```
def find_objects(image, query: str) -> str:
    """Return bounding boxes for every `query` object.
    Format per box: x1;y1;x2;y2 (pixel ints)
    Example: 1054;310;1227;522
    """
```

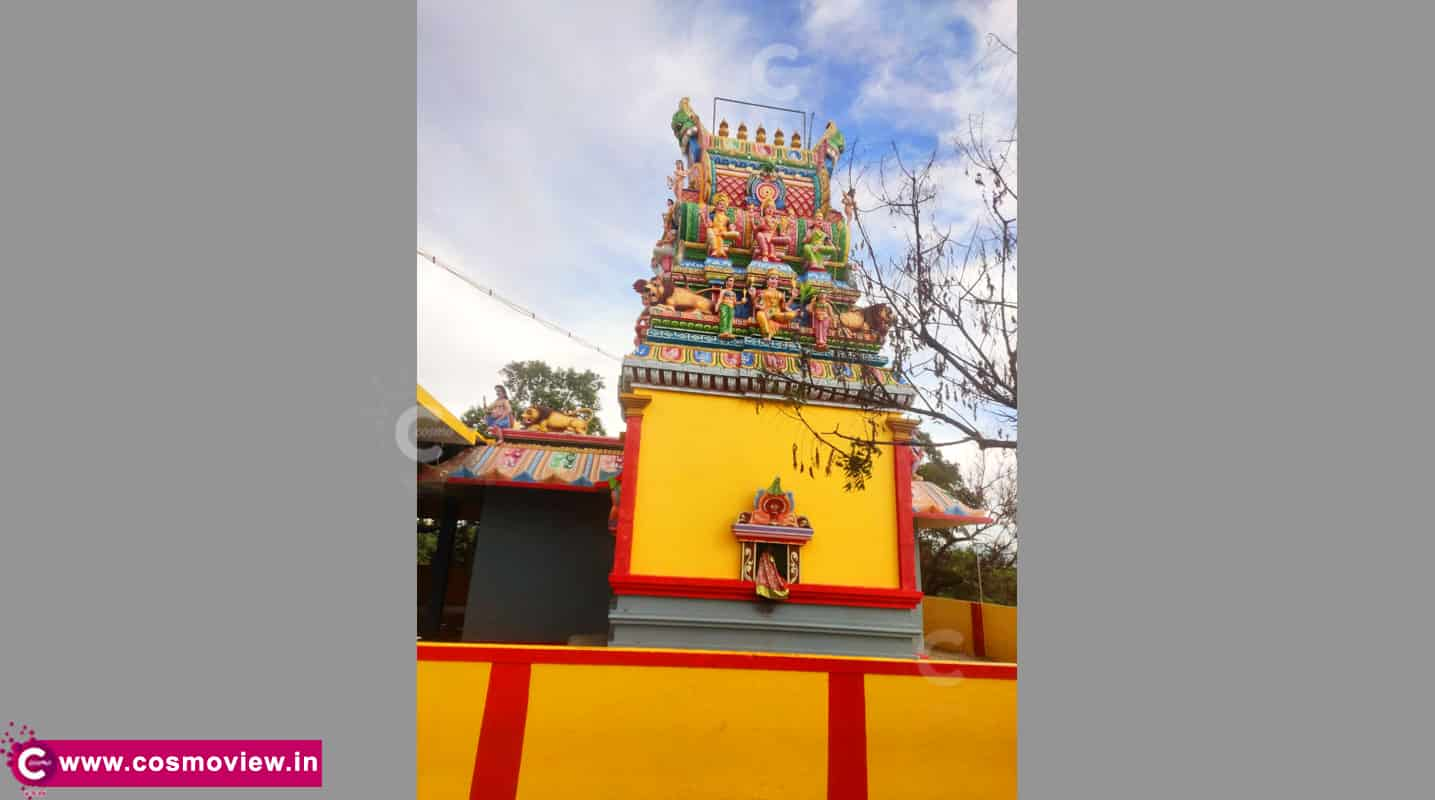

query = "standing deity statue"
705;193;740;259
658;198;677;245
666;159;689;201
842;187;857;222
806;290;836;350
801;229;836;273
751;276;798;340
714;276;739;340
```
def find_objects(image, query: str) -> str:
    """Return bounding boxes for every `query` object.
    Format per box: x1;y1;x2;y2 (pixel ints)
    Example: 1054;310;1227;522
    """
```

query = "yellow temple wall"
922;596;1019;663
417;644;1017;800
628;387;900;588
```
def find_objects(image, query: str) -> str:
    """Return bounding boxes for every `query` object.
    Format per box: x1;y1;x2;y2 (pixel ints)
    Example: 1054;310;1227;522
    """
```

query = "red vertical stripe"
827;672;868;800
470;662;531;800
611;414;644;576
970;602;987;659
894;444;917;591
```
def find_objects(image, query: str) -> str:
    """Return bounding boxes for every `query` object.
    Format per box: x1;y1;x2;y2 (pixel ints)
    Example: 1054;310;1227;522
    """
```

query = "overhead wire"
417;247;624;362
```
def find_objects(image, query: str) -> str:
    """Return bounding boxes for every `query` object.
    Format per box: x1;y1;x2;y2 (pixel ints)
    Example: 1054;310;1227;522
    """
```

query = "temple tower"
610;98;927;657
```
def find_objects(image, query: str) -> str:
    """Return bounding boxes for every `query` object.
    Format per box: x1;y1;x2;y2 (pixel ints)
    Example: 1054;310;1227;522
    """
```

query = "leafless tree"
758;111;1018;490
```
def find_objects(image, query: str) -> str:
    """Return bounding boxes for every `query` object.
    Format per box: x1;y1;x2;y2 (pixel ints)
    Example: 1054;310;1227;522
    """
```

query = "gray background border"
1;2;414;798
1;1;1431;798
1023;2;1431;796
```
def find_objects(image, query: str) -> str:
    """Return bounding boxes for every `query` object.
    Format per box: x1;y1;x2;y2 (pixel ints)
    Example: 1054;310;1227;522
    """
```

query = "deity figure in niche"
806;290;836;350
714;276;739;340
754;547;789;600
752;201;789;262
706;193;740;259
751;276;798;340
484;385;513;434
801;228;836;273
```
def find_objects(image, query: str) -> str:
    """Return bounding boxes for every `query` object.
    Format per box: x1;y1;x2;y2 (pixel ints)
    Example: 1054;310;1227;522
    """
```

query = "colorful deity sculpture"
752;201;788;262
801;229;836;273
754;549;789;600
751;275;798;340
714;276;739;340
667;159;688;201
706;193;740;259
806;290;836;350
842;187;857;222
778;204;799;242
658;199;677;245
484;385;513;432
670;97;707;200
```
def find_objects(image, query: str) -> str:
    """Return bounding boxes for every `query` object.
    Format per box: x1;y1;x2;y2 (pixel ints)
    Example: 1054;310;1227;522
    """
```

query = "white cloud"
418;0;1018;451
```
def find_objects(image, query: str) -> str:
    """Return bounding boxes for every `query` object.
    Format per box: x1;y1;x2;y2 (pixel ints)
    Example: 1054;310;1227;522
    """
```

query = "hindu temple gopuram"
420;98;999;658
416;98;1015;800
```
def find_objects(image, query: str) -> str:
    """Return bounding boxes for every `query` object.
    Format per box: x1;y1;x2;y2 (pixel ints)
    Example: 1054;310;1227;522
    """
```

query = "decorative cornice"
886;414;920;441
497;427;623;450
618;392;653;418
609;573;923;609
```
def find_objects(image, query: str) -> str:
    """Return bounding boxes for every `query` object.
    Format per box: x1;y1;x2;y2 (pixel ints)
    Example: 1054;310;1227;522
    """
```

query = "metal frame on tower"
711;97;812;147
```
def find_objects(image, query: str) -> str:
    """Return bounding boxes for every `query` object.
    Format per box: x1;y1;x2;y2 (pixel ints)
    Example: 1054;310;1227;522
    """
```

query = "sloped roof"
416;384;481;446
434;442;622;490
911;480;994;527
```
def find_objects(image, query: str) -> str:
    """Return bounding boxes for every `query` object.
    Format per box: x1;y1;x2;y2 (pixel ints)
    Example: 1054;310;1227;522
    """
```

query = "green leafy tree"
460;406;493;440
911;430;1018;605
472;360;607;436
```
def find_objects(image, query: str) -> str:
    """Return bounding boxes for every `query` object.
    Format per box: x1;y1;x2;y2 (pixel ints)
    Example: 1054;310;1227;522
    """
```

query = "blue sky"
418;0;1016;463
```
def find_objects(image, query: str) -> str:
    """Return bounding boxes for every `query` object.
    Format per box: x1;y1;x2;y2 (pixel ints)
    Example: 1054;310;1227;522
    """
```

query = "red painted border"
970;602;987;659
469;662;531;800
609;574;923;609
445;478;608;493
418;643;1017;680
497;429;624;449
611;412;645;576
827;672;869;800
894;445;917;591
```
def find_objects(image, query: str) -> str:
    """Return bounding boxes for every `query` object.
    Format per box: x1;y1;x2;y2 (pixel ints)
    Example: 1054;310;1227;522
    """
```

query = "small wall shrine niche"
733;478;813;600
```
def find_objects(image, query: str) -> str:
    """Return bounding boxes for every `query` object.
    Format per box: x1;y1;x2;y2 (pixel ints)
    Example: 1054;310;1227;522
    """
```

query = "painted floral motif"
549;451;578;471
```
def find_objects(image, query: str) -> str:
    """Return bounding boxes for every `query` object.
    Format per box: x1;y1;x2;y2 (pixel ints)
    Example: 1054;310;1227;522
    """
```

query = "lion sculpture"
519;406;594;435
837;303;894;338
632;277;714;314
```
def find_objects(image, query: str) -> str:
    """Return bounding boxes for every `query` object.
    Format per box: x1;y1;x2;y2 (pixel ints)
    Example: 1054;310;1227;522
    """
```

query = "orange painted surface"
922;596;1018;662
628;388;900;588
866;672;1018;799
416;660;491;799
416;643;1016;799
